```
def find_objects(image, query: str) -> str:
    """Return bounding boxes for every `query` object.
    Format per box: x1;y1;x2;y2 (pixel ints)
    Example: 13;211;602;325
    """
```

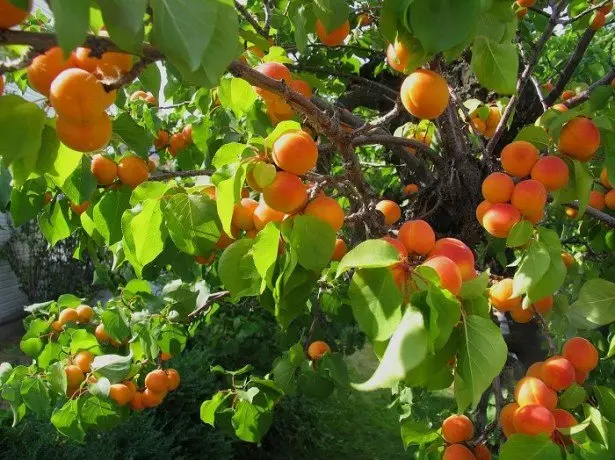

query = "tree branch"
149;169;214;181
187;291;230;321
352;97;403;135
102;57;158;91
564;66;615;108
562;200;615;228
352;134;443;167
233;1;268;38
561;0;611;25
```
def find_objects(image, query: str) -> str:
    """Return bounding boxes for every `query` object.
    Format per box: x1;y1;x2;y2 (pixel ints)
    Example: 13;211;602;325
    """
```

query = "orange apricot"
501;141;539;178
598;1;613;14
482;204;521;238
590;11;606;30
74;350;94;373
76;304;94;323
232;198;259;231
91;154;118;185
109;383;133;406
145;369;169;393
253;200;285;231
289;79;312;99
542;81;554;92
405;130;432;154
375;200;402;225
117;156;149;188
56;113;112;152
515;376;558;409
398;219;436;255
65;364;85;388
574;369;588;385
562;337;599;372
386;38;411;73
95;323;110;342
565;207;578;218
130;90;157;105
74;47;132;79
600;168;612;188
513;404;555;436
552;103;568;112
589;190;605;210
154;130;169;149
0;0;30;28
70;201;90;216
552;408;577;429
272;131;318;175
489;279;521;312
481;172;514;203
561;252;575;268
0;75;4;95
357;13;372;27
59;308;79;325
168;132;188;157
510;304;534;323
511;179;547;216
485;106;501;130
500;402;519;438
315;19;350;47
403;184;419;195
441;414;474;444
558;117;601;162
421;256;462;296
542;356;575;391
517;7;528;19
476;200;494;224
561;90;576;101
517;0;536;6
262;171;308;214
332;238;348;261
533;295;553;314
530;155;569;191
307;341;331;360
526;361;544;379
166;369;180;391
442;444;475;460
215;226;239;249
51;320;63;332
605;189;615;210
142;388;165;407
27;47;74;96
195;254;215;265
473;443;492;460
182;124;193;144
304;196;345;231
428;238;475;281
254;62;291;100
382;236;408;259
471;117;486;135
400;69;450;120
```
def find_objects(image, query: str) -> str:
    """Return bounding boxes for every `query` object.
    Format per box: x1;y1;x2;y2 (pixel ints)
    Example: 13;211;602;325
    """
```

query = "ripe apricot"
289;79;312;99
0;0;30;28
308;341;331;360
232;198;259;231
561;252;575;268
74;350;94;373
142;388;165;407
0;75;5;95
398;219;436;255
154;130;169;149
194;254;214;265
441;414;474;444
542;356;575;391
56;113;112;152
65;364;85;388
382;236;408;259
130;392;145;410
74;47;132;79
51;320;63;332
600;168;612;188
510;304;534;323
590;11;606;30
91;154;118;185
168;132;188;157
599;1;613;14
552;408;577;429
500;402;519;438
501;141;539;178
357;13;372;27
70;201;90;216
253;200;285;231
95;323;110;342
473;443;491;460
558;117;601;162
375;200;401;226
145;369;169;393
272;131;318;175
515;376;558;409
533;295;553;314
513;404;556;436
475;200;494;224
109;383;133;406
117;156;149;188
215;226;239;249
386;38;411;73
482;172;514;203
565;207;578;218
254;62;291;100
485;106;501;131
59;308;79;325
315;19;350;46
482;204;521;238
428;238;475;281
589;190;605;210
574;369;588;385
332;238;348;261
552;103;568;112
400;69;450;120
123;380;137;399
76;304;94;323
511;179;547;216
561;90;576;101
517;0;536;6
471;117;486;135
262;171;308;214
605;190;615;210
526;362;544;379
403;184;419;195
167;369;180;391
421;256;462;296
27;47;74;96
517;7;528;19
442;444;475;460
562;337;599;372
182;124;193;144
304;196;345;231
530;156;569;191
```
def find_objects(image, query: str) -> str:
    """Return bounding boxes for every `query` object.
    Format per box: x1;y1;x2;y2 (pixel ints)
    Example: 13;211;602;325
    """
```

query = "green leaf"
200;391;232;426
455;315;507;411
400;420;439;448
97;0;146;53
231;399;273;443
20;377;50;416
471;36;518;94
507;220;534;248
352;306;429;391
274;267;318;328
0;165;12;211
212;143;250;168
91;353;133;384
252;223;280;290
559;383;587;410
514;125;551;150
312;0;350;32
49;361;67;396
336;240;401;276
113;113;152;155
570;279;615;327
317;353;349;389
575;162;594;217
131;200;167;269
348;268;403;342
216;163;248;236
272;356;299;395
51;399;85;442
426;286;461;350
218;78;257;118
49;0;89;57
265;120;302;149
69;329;103;355
79;394;124;430
0;95;45;170
512;241;551;297
219;239;262;300
459;271;490;300
139;63;161;97
289;2;312;53
500;434;561;460
155;323;187;356
595;386;615;423
584;403;609;447
162;281;198;320
297;361;335;398
38;342;63;368
38;201;75;246
101;307;131;342
94;189;132;245
9;177;46;227
20;337;43;358
60;154;97;205
290;215;336;271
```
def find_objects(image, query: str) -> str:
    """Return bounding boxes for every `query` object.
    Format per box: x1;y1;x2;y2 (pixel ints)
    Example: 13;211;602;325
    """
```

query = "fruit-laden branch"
563;200;615;228
485;1;567;157
543;28;597;107
561;0;611;24
352;134;443;167
564;66;615;108
187;291;230;321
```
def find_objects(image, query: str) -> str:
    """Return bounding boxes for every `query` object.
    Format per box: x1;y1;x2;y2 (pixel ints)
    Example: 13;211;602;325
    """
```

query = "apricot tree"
0;0;615;458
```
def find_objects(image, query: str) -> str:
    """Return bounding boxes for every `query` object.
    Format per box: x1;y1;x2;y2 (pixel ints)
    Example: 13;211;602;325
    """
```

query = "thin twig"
352;134;442;166
533;309;557;355
102;57;158;91
187;291;230;320
233;1;268;38
564;66;615;108
561;0;610;24
562;200;615;228
352;97;403;136
149;169;214;181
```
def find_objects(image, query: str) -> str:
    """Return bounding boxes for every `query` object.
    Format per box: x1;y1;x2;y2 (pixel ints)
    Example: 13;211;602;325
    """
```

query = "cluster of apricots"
589;167;615;211
441;414;491;460
154;124;193;157
489;278;554;323
51;304;94;332
468;106;502;139
500;337;598;444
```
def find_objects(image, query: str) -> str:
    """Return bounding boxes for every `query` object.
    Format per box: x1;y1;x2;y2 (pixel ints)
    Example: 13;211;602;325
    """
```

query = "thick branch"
563;200;615;228
564;66;615;108
352;134;442;167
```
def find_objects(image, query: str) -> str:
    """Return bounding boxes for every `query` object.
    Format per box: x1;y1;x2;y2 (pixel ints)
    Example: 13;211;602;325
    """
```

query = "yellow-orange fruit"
272;131;318;175
382;236;408;259
56;113;112;152
542;356;575;391
501;141;539;178
543;81;554;92
307;341;331;360
524;207;544;225
441;414;474;444
145;369;169;393
253;201;285;231
403;183;419;195
304;196;345;231
421;256;462;296
485;106;501;130
70;201;90;216
142;388;165;407
561;90;576;101
289;79;312;99
65;364;85;388
510;304;534;323
109;383;133;406
315;19;350;47
95;323;110;342
74;47;132;79
500;402;519;438
130;90;156;105
513;404;555;436
601;168;612;188
168;132;187;157
74;350;94;373
552;103;568;112
530;155;569;191
117;156;149;188
160;352;173;361
482;204;521;238
517;7;528;19
254;62;290;100
561;252;575;268
565;207;578;218
357;13;372;27
27;47;74;96
51;320;63;332
332;238;348;261
182;124;193;144
482;172;514;203
232;198;259;231
129;392;145;410
558;117;601;162
471;117;486;135
476;200;494;224
386;38;411;73
195;254;215;266
552;408;577;429
154;130;169;149
50;68;116;123
166;369;180;391
375;200;401;225
215;226;239;249
511;179;547;216
262;171;308;214
428;238;475;281
599;1;613;14
533;295;553;314
526;362;544;379
76;304;94;323
562;337;599;372
590;11;606;30
575;369;588;385
589;190;606;211
91;154;118;185
0;0;30;28
0;75;4;95
398;219;436;255
515;376;558;409
442;444;475;460
400;69;450;120
122;381;137;400
59;308;79;325
517;0;536;6
605;189;615;210
405;131;433;154
473;443;492;460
